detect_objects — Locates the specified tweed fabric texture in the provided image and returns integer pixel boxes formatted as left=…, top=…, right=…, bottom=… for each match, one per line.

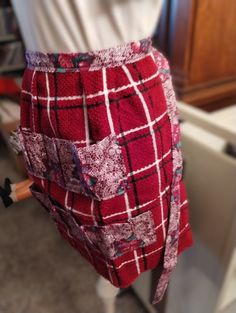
left=18, top=37, right=193, bottom=304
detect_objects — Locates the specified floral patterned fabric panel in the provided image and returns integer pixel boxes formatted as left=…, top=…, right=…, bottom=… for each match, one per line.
left=82, top=210, right=157, bottom=259
left=25, top=37, right=153, bottom=72
left=30, top=184, right=156, bottom=260
left=16, top=127, right=128, bottom=200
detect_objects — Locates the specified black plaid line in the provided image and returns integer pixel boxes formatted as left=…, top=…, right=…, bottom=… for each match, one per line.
left=117, top=98, right=141, bottom=214
left=49, top=197, right=82, bottom=244
left=71, top=192, right=75, bottom=209
left=132, top=63, right=170, bottom=188
left=81, top=70, right=105, bottom=227
left=108, top=158, right=172, bottom=224
left=68, top=192, right=83, bottom=226
left=31, top=146, right=171, bottom=224
left=67, top=191, right=83, bottom=227
left=128, top=63, right=164, bottom=271
left=27, top=111, right=170, bottom=200
left=132, top=62, right=171, bottom=241
left=46, top=178, right=51, bottom=195
left=116, top=102, right=142, bottom=211
left=119, top=114, right=169, bottom=147
left=109, top=200, right=170, bottom=224
left=21, top=79, right=160, bottom=111
left=52, top=72, right=82, bottom=227
left=112, top=263, right=121, bottom=285
left=96, top=201, right=104, bottom=226
left=116, top=91, right=149, bottom=270
left=147, top=88, right=172, bottom=210
left=133, top=157, right=172, bottom=185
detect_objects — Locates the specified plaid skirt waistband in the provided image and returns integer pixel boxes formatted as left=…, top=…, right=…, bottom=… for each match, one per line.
left=25, top=37, right=153, bottom=72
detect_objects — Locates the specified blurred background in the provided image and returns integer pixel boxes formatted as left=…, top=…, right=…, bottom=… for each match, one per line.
left=0, top=0, right=235, bottom=313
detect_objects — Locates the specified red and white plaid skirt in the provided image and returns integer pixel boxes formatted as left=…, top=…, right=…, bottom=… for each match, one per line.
left=17, top=37, right=193, bottom=304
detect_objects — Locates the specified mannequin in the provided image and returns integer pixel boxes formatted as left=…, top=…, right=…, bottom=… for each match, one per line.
left=10, top=0, right=163, bottom=52
left=6, top=1, right=163, bottom=311
left=5, top=0, right=193, bottom=310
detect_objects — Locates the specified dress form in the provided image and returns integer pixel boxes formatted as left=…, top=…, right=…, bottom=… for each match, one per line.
left=10, top=1, right=163, bottom=311
left=11, top=0, right=163, bottom=53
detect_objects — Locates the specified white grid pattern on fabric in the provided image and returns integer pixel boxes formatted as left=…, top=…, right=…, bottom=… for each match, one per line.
left=21, top=67, right=161, bottom=102
left=102, top=65, right=140, bottom=275
left=116, top=110, right=167, bottom=139
left=53, top=196, right=189, bottom=271
left=127, top=149, right=171, bottom=178
left=107, top=220, right=190, bottom=270
left=102, top=185, right=170, bottom=221
left=122, top=64, right=166, bottom=241
left=64, top=189, right=95, bottom=265
left=21, top=109, right=169, bottom=148
left=65, top=175, right=170, bottom=221
left=20, top=103, right=171, bottom=218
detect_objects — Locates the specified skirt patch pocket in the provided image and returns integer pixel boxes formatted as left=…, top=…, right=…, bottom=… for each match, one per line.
left=82, top=210, right=157, bottom=259
left=69, top=133, right=129, bottom=200
left=30, top=184, right=157, bottom=260
left=16, top=127, right=129, bottom=200
left=30, top=184, right=85, bottom=239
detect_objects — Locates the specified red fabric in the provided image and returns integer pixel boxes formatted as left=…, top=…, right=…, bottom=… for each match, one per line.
left=0, top=77, right=20, bottom=94
left=19, top=42, right=193, bottom=297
